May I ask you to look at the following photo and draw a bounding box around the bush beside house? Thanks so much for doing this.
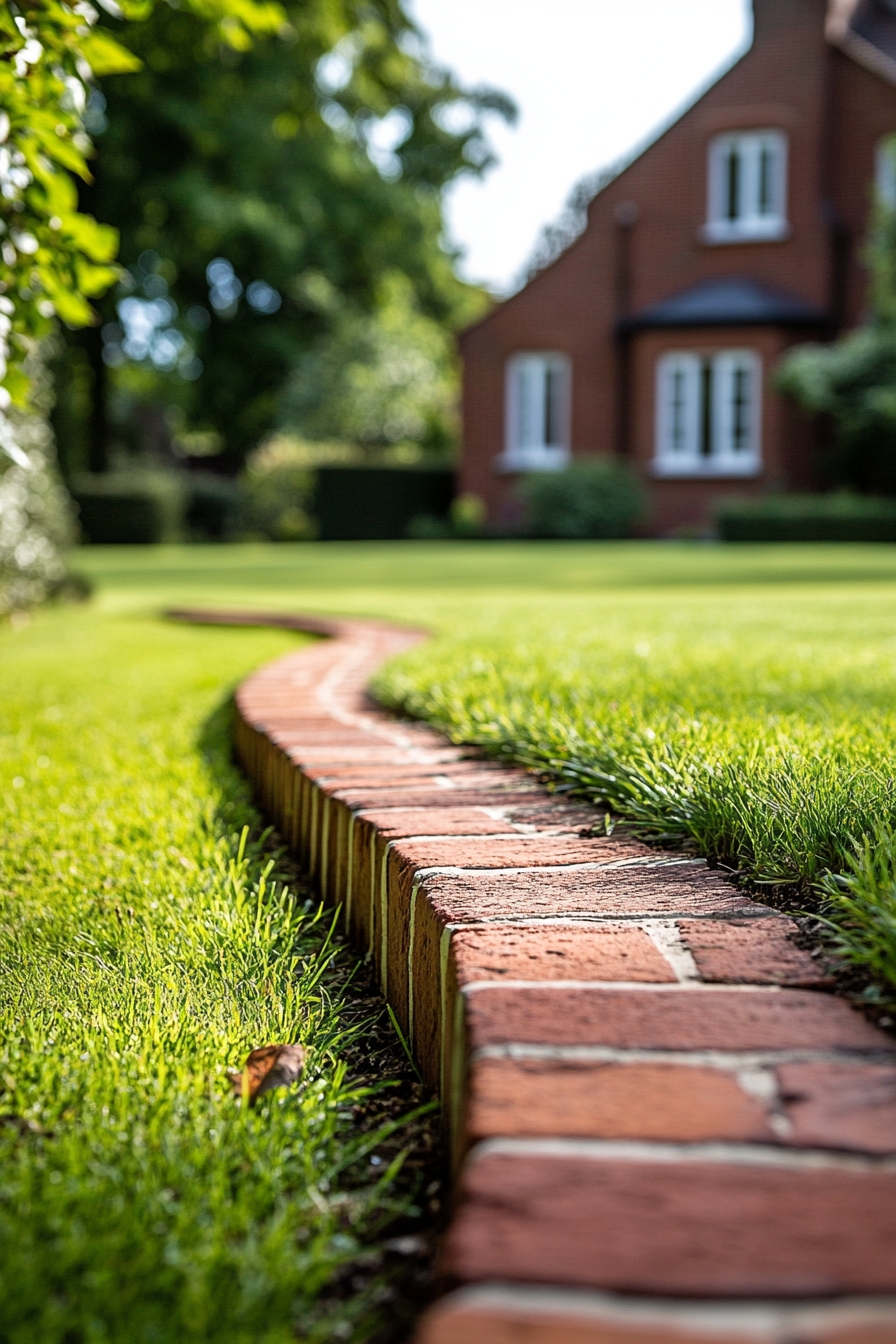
[716,493,896,542]
[518,458,646,539]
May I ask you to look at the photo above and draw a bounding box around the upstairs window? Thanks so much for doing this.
[503,353,571,470]
[706,132,788,242]
[655,349,762,477]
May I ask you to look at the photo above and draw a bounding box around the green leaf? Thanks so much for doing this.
[43,280,94,327]
[67,215,119,264]
[77,31,143,76]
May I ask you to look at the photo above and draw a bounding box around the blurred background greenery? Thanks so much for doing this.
[51,0,512,484]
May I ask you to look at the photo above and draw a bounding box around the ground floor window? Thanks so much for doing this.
[503,352,571,470]
[655,349,761,476]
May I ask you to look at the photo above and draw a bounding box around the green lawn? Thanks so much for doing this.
[4,538,896,1341]
[0,595,435,1344]
[76,538,896,994]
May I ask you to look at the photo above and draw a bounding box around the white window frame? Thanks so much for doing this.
[876,133,896,209]
[499,352,571,472]
[705,131,789,243]
[654,349,762,478]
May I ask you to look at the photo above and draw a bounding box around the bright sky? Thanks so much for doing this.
[406,0,753,293]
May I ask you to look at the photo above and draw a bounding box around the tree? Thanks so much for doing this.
[778,143,896,493]
[59,0,512,469]
[277,270,457,455]
[0,0,283,608]
[0,0,284,429]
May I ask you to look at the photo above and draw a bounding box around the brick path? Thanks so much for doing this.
[173,609,896,1344]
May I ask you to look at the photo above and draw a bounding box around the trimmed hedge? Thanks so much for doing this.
[71,474,185,545]
[314,465,454,540]
[717,494,896,543]
[183,472,242,541]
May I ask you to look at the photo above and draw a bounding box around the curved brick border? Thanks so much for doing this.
[171,609,896,1344]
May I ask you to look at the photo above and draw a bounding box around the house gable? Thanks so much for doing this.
[458,0,896,534]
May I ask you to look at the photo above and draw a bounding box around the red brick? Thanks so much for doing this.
[504,803,602,829]
[465,1058,773,1143]
[777,1061,896,1155]
[679,919,828,987]
[416,1302,748,1344]
[392,834,654,871]
[421,867,757,923]
[334,787,550,812]
[356,806,536,839]
[464,986,895,1052]
[452,925,675,985]
[304,761,477,785]
[444,1151,896,1294]
[415,1297,896,1344]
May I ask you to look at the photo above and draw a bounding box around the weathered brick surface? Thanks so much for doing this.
[443,1150,896,1294]
[420,866,757,923]
[776,1061,896,1155]
[679,918,828,987]
[389,834,656,872]
[416,1291,896,1344]
[452,924,676,986]
[176,608,896,1344]
[464,985,893,1052]
[465,1058,774,1143]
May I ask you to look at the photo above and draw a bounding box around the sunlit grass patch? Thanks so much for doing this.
[0,607,435,1344]
[372,580,896,996]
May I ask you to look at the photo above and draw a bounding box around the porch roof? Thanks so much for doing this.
[619,276,829,334]
[827,0,896,86]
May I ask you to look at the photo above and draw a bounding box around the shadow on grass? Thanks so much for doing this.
[194,690,447,1342]
[197,693,261,839]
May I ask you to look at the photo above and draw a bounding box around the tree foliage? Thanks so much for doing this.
[278,271,457,454]
[0,0,283,425]
[778,145,896,493]
[0,0,284,608]
[62,0,511,465]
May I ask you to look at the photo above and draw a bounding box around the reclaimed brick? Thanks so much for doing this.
[415,1293,896,1344]
[224,609,896,1340]
[421,866,757,924]
[465,1057,774,1144]
[464,985,895,1052]
[444,1150,896,1294]
[451,924,676,985]
[352,806,565,839]
[390,833,654,872]
[679,918,828,987]
[777,1061,896,1154]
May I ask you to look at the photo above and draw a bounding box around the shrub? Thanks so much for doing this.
[518,456,645,539]
[716,492,896,542]
[406,492,486,540]
[241,437,321,541]
[71,471,186,544]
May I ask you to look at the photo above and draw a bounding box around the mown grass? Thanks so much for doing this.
[67,539,896,998]
[0,605,436,1344]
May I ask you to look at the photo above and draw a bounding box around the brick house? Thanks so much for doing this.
[458,0,896,535]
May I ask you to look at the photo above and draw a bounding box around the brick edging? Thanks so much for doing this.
[170,609,896,1344]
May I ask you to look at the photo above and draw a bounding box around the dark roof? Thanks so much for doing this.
[828,0,896,85]
[619,276,829,333]
[851,0,896,59]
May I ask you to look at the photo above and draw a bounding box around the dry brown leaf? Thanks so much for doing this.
[228,1043,306,1105]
